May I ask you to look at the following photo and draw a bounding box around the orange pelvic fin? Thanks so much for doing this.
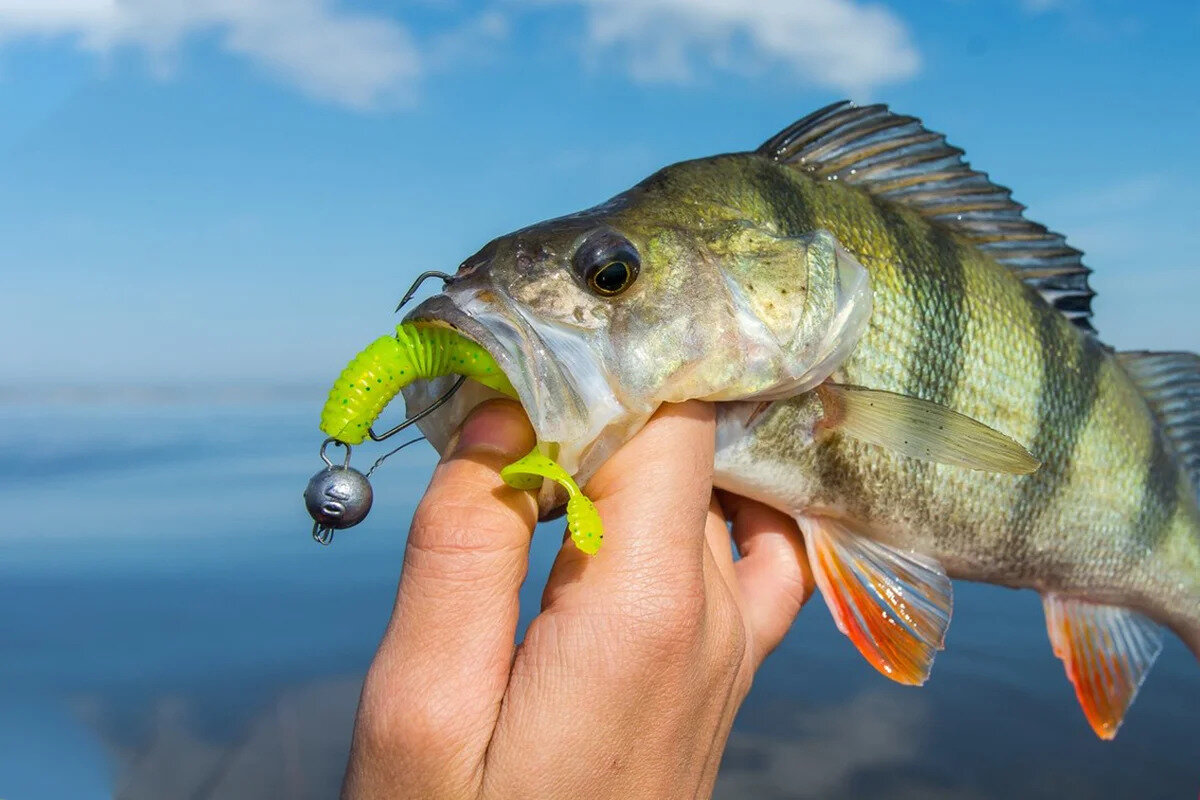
[798,514,952,686]
[1043,594,1163,740]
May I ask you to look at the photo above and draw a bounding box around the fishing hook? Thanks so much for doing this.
[367,374,467,441]
[360,268,464,441]
[395,270,455,312]
[365,435,427,478]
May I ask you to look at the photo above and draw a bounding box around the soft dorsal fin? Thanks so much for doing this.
[1117,351,1200,497]
[758,101,1096,333]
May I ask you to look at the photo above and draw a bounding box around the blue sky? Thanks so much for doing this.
[0,0,1197,386]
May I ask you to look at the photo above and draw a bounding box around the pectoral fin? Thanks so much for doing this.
[1043,594,1162,739]
[798,514,953,686]
[818,383,1040,474]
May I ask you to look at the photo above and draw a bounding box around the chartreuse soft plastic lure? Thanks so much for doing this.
[320,322,517,445]
[500,450,604,555]
[316,322,604,553]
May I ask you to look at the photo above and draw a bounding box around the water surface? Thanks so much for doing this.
[1,404,1196,798]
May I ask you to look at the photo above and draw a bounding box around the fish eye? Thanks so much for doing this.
[574,229,640,298]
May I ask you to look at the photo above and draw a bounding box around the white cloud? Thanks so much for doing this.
[0,0,423,109]
[0,0,919,106]
[540,0,920,94]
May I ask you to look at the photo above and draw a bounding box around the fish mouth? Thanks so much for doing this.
[399,291,632,496]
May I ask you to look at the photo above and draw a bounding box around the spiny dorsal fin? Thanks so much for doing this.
[759,101,1096,334]
[1117,351,1200,497]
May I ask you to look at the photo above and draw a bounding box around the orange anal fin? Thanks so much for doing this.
[1043,594,1163,740]
[798,514,952,686]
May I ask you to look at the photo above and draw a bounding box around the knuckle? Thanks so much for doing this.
[613,583,708,659]
[405,494,529,583]
[355,673,408,754]
[401,544,524,597]
[358,668,472,760]
[413,487,523,544]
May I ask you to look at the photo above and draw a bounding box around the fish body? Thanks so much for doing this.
[698,152,1200,637]
[398,102,1200,738]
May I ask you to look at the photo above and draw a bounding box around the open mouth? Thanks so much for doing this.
[400,290,623,473]
[394,288,648,511]
[310,269,641,541]
[398,294,542,457]
[311,304,605,532]
[391,296,585,518]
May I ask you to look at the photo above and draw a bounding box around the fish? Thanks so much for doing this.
[396,101,1200,740]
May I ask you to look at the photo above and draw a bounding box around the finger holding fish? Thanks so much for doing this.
[718,490,815,666]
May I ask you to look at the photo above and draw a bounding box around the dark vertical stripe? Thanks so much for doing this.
[1131,415,1180,554]
[897,216,968,407]
[1004,297,1103,577]
[874,203,968,537]
[756,156,968,408]
[752,158,816,236]
[755,157,966,536]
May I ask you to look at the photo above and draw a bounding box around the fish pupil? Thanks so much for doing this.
[591,261,631,295]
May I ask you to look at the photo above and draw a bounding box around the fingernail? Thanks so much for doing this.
[449,399,533,460]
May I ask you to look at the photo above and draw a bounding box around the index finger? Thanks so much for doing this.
[576,401,715,579]
[362,400,537,740]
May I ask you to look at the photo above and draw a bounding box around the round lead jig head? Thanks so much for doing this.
[304,438,373,545]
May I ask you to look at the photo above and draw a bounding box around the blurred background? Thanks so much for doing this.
[1,1,1198,797]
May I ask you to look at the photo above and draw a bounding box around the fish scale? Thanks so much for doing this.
[740,159,1185,595]
[699,146,1198,732]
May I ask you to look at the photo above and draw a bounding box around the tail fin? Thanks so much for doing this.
[1117,351,1200,498]
[1117,351,1200,666]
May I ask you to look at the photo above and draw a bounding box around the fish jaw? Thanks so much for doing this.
[401,289,652,496]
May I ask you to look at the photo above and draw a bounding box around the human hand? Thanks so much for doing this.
[342,399,813,799]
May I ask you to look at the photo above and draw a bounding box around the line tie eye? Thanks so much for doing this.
[574,228,640,297]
